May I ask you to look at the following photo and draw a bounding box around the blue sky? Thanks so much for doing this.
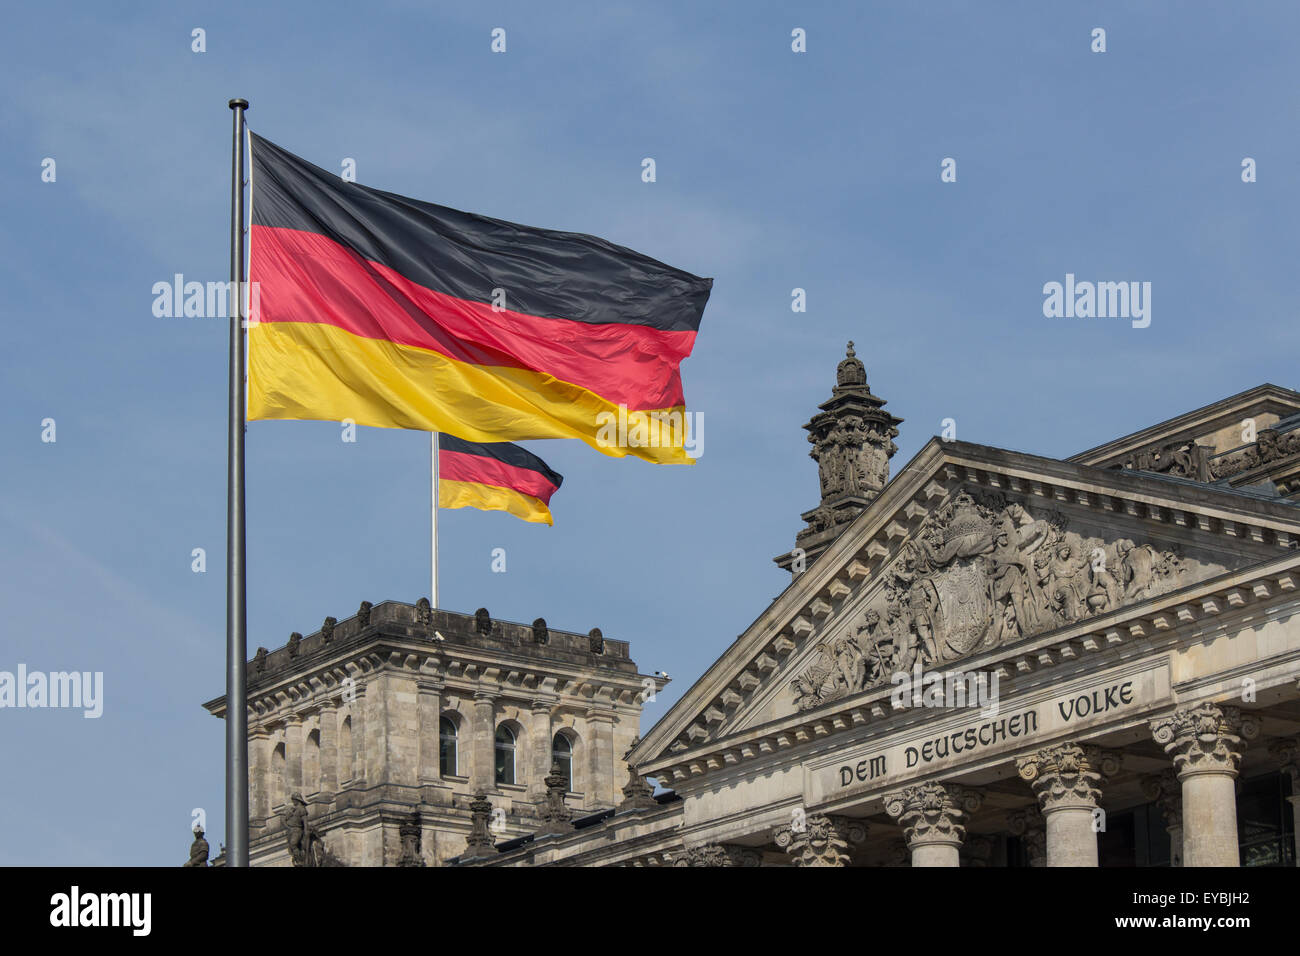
[1,1,1297,865]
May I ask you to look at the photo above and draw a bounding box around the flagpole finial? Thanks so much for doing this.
[229,98,249,110]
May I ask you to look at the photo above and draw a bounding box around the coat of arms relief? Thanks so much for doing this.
[789,489,1188,711]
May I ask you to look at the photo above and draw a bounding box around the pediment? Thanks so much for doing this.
[631,438,1300,770]
[1068,383,1300,476]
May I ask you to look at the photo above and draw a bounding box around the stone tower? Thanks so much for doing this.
[775,342,902,573]
[203,600,666,866]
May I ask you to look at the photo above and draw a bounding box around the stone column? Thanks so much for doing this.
[774,813,867,866]
[585,709,617,808]
[386,672,419,791]
[527,700,554,800]
[417,682,443,786]
[1017,743,1120,867]
[284,714,304,797]
[363,673,390,785]
[1151,703,1258,867]
[318,700,339,797]
[1268,738,1300,867]
[1006,806,1046,867]
[249,726,271,824]
[471,693,496,792]
[1141,769,1183,867]
[884,783,981,867]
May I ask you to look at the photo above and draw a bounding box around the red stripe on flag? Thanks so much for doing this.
[439,449,561,505]
[251,225,696,410]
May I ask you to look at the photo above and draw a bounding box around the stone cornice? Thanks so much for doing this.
[631,439,1300,771]
[638,549,1300,787]
[204,632,663,723]
[1068,384,1300,468]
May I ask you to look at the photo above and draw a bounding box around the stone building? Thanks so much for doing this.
[206,345,1300,866]
[203,603,663,865]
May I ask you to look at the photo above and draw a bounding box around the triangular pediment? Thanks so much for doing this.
[631,438,1300,770]
[1068,383,1300,474]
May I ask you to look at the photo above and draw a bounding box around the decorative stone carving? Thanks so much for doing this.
[1270,737,1299,788]
[282,793,344,866]
[536,760,574,836]
[1006,807,1046,867]
[183,826,209,867]
[415,598,432,627]
[1212,427,1300,479]
[287,632,301,658]
[1017,743,1120,811]
[1120,438,1214,482]
[357,601,373,627]
[791,488,1188,711]
[397,811,425,867]
[774,813,867,867]
[884,783,981,848]
[617,738,657,811]
[461,791,497,860]
[1150,703,1259,776]
[588,628,605,654]
[671,844,762,867]
[1141,769,1183,829]
[321,616,336,643]
[531,617,549,645]
[474,607,492,635]
[797,343,903,547]
[252,647,268,674]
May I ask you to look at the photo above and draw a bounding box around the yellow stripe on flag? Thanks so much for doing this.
[248,321,693,465]
[439,478,554,525]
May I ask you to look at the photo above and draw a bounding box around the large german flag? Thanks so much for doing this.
[247,134,711,464]
[438,434,563,525]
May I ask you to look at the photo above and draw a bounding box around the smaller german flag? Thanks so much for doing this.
[438,434,564,525]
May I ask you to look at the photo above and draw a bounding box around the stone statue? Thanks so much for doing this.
[183,826,209,867]
[282,793,342,866]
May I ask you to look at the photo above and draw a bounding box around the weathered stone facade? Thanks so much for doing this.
[202,352,1300,867]
[203,604,663,866]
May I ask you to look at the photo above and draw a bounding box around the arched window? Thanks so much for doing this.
[494,724,516,785]
[439,716,459,776]
[552,732,574,792]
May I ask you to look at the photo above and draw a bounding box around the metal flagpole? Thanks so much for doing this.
[431,431,439,607]
[226,97,250,867]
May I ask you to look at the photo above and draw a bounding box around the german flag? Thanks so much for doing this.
[247,134,711,464]
[438,434,563,525]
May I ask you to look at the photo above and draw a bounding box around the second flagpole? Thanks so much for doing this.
[431,431,439,607]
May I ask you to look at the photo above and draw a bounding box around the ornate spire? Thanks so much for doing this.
[836,341,867,387]
[536,760,575,836]
[777,342,903,573]
[460,791,498,860]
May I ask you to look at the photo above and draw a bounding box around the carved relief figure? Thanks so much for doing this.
[790,488,1188,711]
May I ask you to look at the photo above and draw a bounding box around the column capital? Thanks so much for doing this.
[773,813,867,866]
[884,782,982,849]
[1005,806,1046,866]
[1017,743,1121,812]
[1268,737,1300,788]
[671,844,762,867]
[1140,768,1183,829]
[1150,703,1259,778]
[530,697,556,714]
